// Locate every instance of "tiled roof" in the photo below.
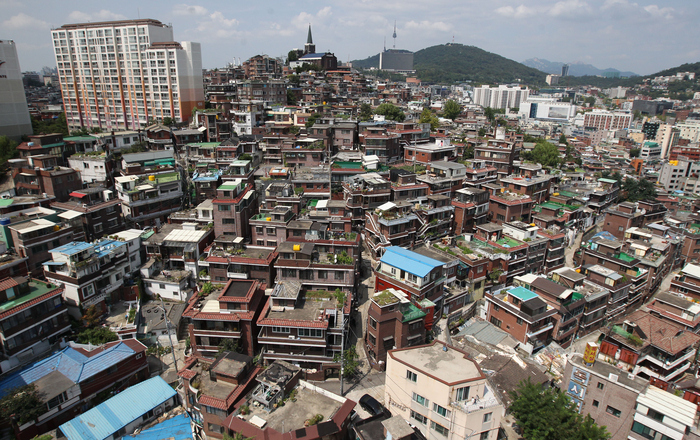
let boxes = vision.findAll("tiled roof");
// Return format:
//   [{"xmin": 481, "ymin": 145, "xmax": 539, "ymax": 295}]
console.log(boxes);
[
  {"xmin": 0, "ymin": 286, "xmax": 64, "ymax": 320},
  {"xmin": 0, "ymin": 277, "xmax": 19, "ymax": 291},
  {"xmin": 611, "ymin": 310, "xmax": 700, "ymax": 355}
]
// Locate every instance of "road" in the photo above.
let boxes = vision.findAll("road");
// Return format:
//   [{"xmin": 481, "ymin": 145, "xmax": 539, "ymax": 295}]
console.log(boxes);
[{"xmin": 565, "ymin": 230, "xmax": 583, "ymax": 267}]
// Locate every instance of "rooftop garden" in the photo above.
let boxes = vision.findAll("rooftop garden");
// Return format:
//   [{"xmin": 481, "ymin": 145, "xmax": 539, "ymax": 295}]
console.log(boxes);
[{"xmin": 373, "ymin": 290, "xmax": 399, "ymax": 306}]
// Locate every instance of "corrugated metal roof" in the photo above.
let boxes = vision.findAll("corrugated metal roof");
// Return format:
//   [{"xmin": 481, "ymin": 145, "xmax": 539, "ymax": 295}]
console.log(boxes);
[
  {"xmin": 0, "ymin": 342, "xmax": 137, "ymax": 397},
  {"xmin": 59, "ymin": 376, "xmax": 177, "ymax": 440},
  {"xmin": 380, "ymin": 246, "xmax": 444, "ymax": 277},
  {"xmin": 123, "ymin": 413, "xmax": 192, "ymax": 440},
  {"xmin": 458, "ymin": 321, "xmax": 510, "ymax": 347}
]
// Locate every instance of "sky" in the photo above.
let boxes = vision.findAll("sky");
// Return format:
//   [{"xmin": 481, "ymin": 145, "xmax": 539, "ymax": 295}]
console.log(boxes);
[{"xmin": 2, "ymin": 0, "xmax": 699, "ymax": 76}]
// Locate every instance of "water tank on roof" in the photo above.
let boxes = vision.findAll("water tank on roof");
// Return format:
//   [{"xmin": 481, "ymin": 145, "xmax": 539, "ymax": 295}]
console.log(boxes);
[
  {"xmin": 28, "ymin": 142, "xmax": 34, "ymax": 147},
  {"xmin": 0, "ymin": 218, "xmax": 10, "ymax": 226},
  {"xmin": 149, "ymin": 175, "xmax": 156, "ymax": 181},
  {"xmin": 293, "ymin": 244, "xmax": 301, "ymax": 251}
]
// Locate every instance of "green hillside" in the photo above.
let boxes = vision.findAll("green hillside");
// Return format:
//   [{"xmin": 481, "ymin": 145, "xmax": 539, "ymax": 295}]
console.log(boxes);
[
  {"xmin": 413, "ymin": 44, "xmax": 547, "ymax": 85},
  {"xmin": 351, "ymin": 44, "xmax": 547, "ymax": 85}
]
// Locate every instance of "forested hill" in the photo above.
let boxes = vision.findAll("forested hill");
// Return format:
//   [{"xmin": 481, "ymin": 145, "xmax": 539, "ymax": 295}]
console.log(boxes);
[{"xmin": 351, "ymin": 44, "xmax": 547, "ymax": 85}]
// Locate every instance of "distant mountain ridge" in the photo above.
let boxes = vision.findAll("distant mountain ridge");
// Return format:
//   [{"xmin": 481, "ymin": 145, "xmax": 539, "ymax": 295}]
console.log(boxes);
[
  {"xmin": 521, "ymin": 58, "xmax": 638, "ymax": 77},
  {"xmin": 351, "ymin": 44, "xmax": 547, "ymax": 85}
]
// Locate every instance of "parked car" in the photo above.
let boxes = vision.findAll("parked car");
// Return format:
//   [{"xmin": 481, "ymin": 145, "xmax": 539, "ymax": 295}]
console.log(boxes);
[{"xmin": 359, "ymin": 394, "xmax": 385, "ymax": 416}]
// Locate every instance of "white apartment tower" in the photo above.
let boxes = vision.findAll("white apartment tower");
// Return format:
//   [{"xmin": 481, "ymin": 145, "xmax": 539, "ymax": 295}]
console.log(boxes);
[
  {"xmin": 0, "ymin": 40, "xmax": 33, "ymax": 140},
  {"xmin": 472, "ymin": 84, "xmax": 529, "ymax": 110},
  {"xmin": 51, "ymin": 19, "xmax": 204, "ymax": 131}
]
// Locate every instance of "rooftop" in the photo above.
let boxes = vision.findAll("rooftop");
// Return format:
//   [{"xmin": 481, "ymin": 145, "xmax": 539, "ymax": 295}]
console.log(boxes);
[
  {"xmin": 0, "ymin": 279, "xmax": 61, "ymax": 317},
  {"xmin": 380, "ymin": 246, "xmax": 444, "ymax": 278},
  {"xmin": 389, "ymin": 341, "xmax": 484, "ymax": 385}
]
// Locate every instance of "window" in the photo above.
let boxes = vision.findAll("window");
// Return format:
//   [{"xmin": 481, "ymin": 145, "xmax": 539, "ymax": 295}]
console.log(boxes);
[
  {"xmin": 218, "ymin": 205, "xmax": 231, "ymax": 211},
  {"xmin": 207, "ymin": 424, "xmax": 225, "ymax": 434},
  {"xmin": 368, "ymin": 333, "xmax": 376, "ymax": 345},
  {"xmin": 489, "ymin": 317, "xmax": 502, "ymax": 328},
  {"xmin": 483, "ymin": 412, "xmax": 492, "ymax": 423},
  {"xmin": 455, "ymin": 386, "xmax": 470, "ymax": 401},
  {"xmin": 159, "ymin": 283, "xmax": 165, "ymax": 289},
  {"xmin": 516, "ymin": 317, "xmax": 523, "ymax": 325},
  {"xmin": 412, "ymin": 392, "xmax": 428, "ymax": 407},
  {"xmin": 647, "ymin": 408, "xmax": 664, "ymax": 422},
  {"xmin": 631, "ymin": 421, "xmax": 673, "ymax": 440},
  {"xmin": 298, "ymin": 328, "xmax": 323, "ymax": 338},
  {"xmin": 410, "ymin": 410, "xmax": 427, "ymax": 425},
  {"xmin": 272, "ymin": 326, "xmax": 290, "ymax": 333},
  {"xmin": 597, "ymin": 382, "xmax": 604, "ymax": 390},
  {"xmin": 407, "ymin": 370, "xmax": 417, "ymax": 382},
  {"xmin": 606, "ymin": 406, "xmax": 621, "ymax": 417},
  {"xmin": 592, "ymin": 400, "xmax": 599, "ymax": 408},
  {"xmin": 433, "ymin": 403, "xmax": 450, "ymax": 418},
  {"xmin": 430, "ymin": 421, "xmax": 449, "ymax": 436},
  {"xmin": 369, "ymin": 317, "xmax": 377, "ymax": 329},
  {"xmin": 480, "ymin": 432, "xmax": 490, "ymax": 440},
  {"xmin": 335, "ymin": 272, "xmax": 344, "ymax": 280}
]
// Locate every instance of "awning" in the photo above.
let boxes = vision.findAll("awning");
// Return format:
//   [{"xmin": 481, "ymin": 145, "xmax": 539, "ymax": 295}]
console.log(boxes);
[
  {"xmin": 43, "ymin": 261, "xmax": 65, "ymax": 266},
  {"xmin": 69, "ymin": 192, "xmax": 86, "ymax": 198},
  {"xmin": 58, "ymin": 210, "xmax": 83, "ymax": 220}
]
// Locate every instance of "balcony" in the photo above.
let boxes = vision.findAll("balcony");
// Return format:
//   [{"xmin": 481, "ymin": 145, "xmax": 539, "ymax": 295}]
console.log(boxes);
[
  {"xmin": 227, "ymin": 271, "xmax": 249, "ymax": 279},
  {"xmin": 527, "ymin": 322, "xmax": 554, "ymax": 338}
]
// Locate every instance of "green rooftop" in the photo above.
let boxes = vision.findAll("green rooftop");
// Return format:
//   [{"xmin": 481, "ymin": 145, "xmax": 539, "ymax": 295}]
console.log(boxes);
[
  {"xmin": 0, "ymin": 281, "xmax": 59, "ymax": 314},
  {"xmin": 538, "ymin": 201, "xmax": 581, "ymax": 212},
  {"xmin": 189, "ymin": 142, "xmax": 220, "ymax": 149},
  {"xmin": 616, "ymin": 252, "xmax": 636, "ymax": 263},
  {"xmin": 333, "ymin": 161, "xmax": 363, "ymax": 169},
  {"xmin": 152, "ymin": 172, "xmax": 179, "ymax": 184},
  {"xmin": 374, "ymin": 290, "xmax": 399, "ymax": 306},
  {"xmin": 64, "ymin": 136, "xmax": 97, "ymax": 142},
  {"xmin": 496, "ymin": 237, "xmax": 522, "ymax": 248},
  {"xmin": 218, "ymin": 182, "xmax": 242, "ymax": 190},
  {"xmin": 401, "ymin": 303, "xmax": 427, "ymax": 322}
]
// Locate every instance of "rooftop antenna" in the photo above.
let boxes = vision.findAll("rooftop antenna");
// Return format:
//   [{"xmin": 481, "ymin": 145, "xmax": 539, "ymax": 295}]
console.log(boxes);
[
  {"xmin": 392, "ymin": 21, "xmax": 397, "ymax": 49},
  {"xmin": 383, "ymin": 36, "xmax": 386, "ymax": 52}
]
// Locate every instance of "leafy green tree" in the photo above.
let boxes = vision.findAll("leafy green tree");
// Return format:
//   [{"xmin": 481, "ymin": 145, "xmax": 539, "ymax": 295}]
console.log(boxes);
[
  {"xmin": 419, "ymin": 108, "xmax": 440, "ymax": 131},
  {"xmin": 305, "ymin": 113, "xmax": 319, "ymax": 129},
  {"xmin": 559, "ymin": 134, "xmax": 568, "ymax": 145},
  {"xmin": 162, "ymin": 117, "xmax": 173, "ymax": 126},
  {"xmin": 623, "ymin": 177, "xmax": 657, "ymax": 202},
  {"xmin": 584, "ymin": 96, "xmax": 596, "ymax": 106},
  {"xmin": 287, "ymin": 50, "xmax": 299, "ymax": 64},
  {"xmin": 633, "ymin": 110, "xmax": 642, "ymax": 121},
  {"xmin": 0, "ymin": 136, "xmax": 18, "ymax": 165},
  {"xmin": 333, "ymin": 345, "xmax": 360, "ymax": 378},
  {"xmin": 629, "ymin": 148, "xmax": 641, "ymax": 158},
  {"xmin": 464, "ymin": 145, "xmax": 474, "ymax": 160},
  {"xmin": 77, "ymin": 327, "xmax": 118, "ymax": 345},
  {"xmin": 31, "ymin": 113, "xmax": 68, "ymax": 136},
  {"xmin": 359, "ymin": 103, "xmax": 373, "ymax": 122},
  {"xmin": 478, "ymin": 127, "xmax": 487, "ymax": 137},
  {"xmin": 484, "ymin": 107, "xmax": 496, "ymax": 124},
  {"xmin": 217, "ymin": 338, "xmax": 239, "ymax": 356},
  {"xmin": 287, "ymin": 89, "xmax": 297, "ymax": 105},
  {"xmin": 374, "ymin": 103, "xmax": 405, "ymax": 122},
  {"xmin": 287, "ymin": 74, "xmax": 301, "ymax": 87},
  {"xmin": 509, "ymin": 379, "xmax": 610, "ymax": 440},
  {"xmin": 530, "ymin": 141, "xmax": 562, "ymax": 168},
  {"xmin": 443, "ymin": 100, "xmax": 461, "ymax": 120},
  {"xmin": 0, "ymin": 384, "xmax": 45, "ymax": 425}
]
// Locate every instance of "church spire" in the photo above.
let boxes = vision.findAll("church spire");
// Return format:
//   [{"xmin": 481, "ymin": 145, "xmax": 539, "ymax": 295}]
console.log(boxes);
[{"xmin": 307, "ymin": 24, "xmax": 313, "ymax": 44}]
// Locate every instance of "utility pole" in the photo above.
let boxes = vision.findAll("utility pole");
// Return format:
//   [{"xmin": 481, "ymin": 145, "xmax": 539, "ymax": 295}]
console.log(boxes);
[{"xmin": 160, "ymin": 297, "xmax": 179, "ymax": 373}]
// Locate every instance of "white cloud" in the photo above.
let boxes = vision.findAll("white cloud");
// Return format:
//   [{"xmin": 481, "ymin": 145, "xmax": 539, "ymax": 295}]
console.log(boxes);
[
  {"xmin": 495, "ymin": 5, "xmax": 536, "ymax": 18},
  {"xmin": 172, "ymin": 4, "xmax": 209, "ymax": 16},
  {"xmin": 644, "ymin": 5, "xmax": 674, "ymax": 19},
  {"xmin": 1, "ymin": 13, "xmax": 49, "ymax": 30},
  {"xmin": 548, "ymin": 0, "xmax": 591, "ymax": 17},
  {"xmin": 405, "ymin": 20, "xmax": 452, "ymax": 33},
  {"xmin": 601, "ymin": 0, "xmax": 638, "ymax": 10},
  {"xmin": 66, "ymin": 10, "xmax": 127, "ymax": 23},
  {"xmin": 291, "ymin": 7, "xmax": 333, "ymax": 30}
]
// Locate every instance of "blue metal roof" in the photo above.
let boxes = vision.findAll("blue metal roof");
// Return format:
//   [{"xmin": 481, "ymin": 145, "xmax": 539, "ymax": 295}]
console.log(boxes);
[
  {"xmin": 507, "ymin": 286, "xmax": 538, "ymax": 302},
  {"xmin": 0, "ymin": 342, "xmax": 137, "ymax": 398},
  {"xmin": 124, "ymin": 413, "xmax": 192, "ymax": 440},
  {"xmin": 380, "ymin": 246, "xmax": 444, "ymax": 278},
  {"xmin": 50, "ymin": 241, "xmax": 94, "ymax": 255},
  {"xmin": 300, "ymin": 53, "xmax": 328, "ymax": 59},
  {"xmin": 59, "ymin": 376, "xmax": 177, "ymax": 440},
  {"xmin": 94, "ymin": 239, "xmax": 127, "ymax": 258}
]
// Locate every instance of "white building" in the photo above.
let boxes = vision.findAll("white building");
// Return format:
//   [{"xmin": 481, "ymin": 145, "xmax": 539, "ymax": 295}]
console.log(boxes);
[
  {"xmin": 583, "ymin": 109, "xmax": 632, "ymax": 131},
  {"xmin": 51, "ymin": 19, "xmax": 204, "ymax": 131},
  {"xmin": 472, "ymin": 85, "xmax": 529, "ymax": 110},
  {"xmin": 385, "ymin": 341, "xmax": 504, "ymax": 440},
  {"xmin": 110, "ymin": 228, "xmax": 146, "ymax": 274},
  {"xmin": 629, "ymin": 386, "xmax": 698, "ymax": 440},
  {"xmin": 0, "ymin": 40, "xmax": 32, "ymax": 140},
  {"xmin": 640, "ymin": 141, "xmax": 662, "ymax": 161},
  {"xmin": 677, "ymin": 120, "xmax": 700, "ymax": 143},
  {"xmin": 68, "ymin": 152, "xmax": 110, "ymax": 184},
  {"xmin": 519, "ymin": 97, "xmax": 576, "ymax": 122},
  {"xmin": 657, "ymin": 158, "xmax": 700, "ymax": 194},
  {"xmin": 140, "ymin": 258, "xmax": 192, "ymax": 302}
]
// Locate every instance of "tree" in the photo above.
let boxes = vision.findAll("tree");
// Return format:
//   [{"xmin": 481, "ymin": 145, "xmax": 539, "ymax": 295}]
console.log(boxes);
[
  {"xmin": 530, "ymin": 141, "xmax": 562, "ymax": 168},
  {"xmin": 287, "ymin": 50, "xmax": 299, "ymax": 64},
  {"xmin": 478, "ymin": 127, "xmax": 487, "ymax": 137},
  {"xmin": 0, "ymin": 136, "xmax": 19, "ymax": 165},
  {"xmin": 162, "ymin": 117, "xmax": 173, "ymax": 126},
  {"xmin": 484, "ymin": 107, "xmax": 496, "ymax": 124},
  {"xmin": 623, "ymin": 177, "xmax": 657, "ymax": 202},
  {"xmin": 419, "ymin": 108, "xmax": 440, "ymax": 131},
  {"xmin": 77, "ymin": 327, "xmax": 118, "ymax": 345},
  {"xmin": 633, "ymin": 110, "xmax": 642, "ymax": 121},
  {"xmin": 509, "ymin": 379, "xmax": 610, "ymax": 440},
  {"xmin": 359, "ymin": 103, "xmax": 373, "ymax": 122},
  {"xmin": 217, "ymin": 338, "xmax": 239, "ymax": 356},
  {"xmin": 333, "ymin": 345, "xmax": 360, "ymax": 378},
  {"xmin": 287, "ymin": 74, "xmax": 301, "ymax": 87},
  {"xmin": 31, "ymin": 113, "xmax": 68, "ymax": 136},
  {"xmin": 464, "ymin": 145, "xmax": 474, "ymax": 160},
  {"xmin": 0, "ymin": 384, "xmax": 45, "ymax": 425},
  {"xmin": 559, "ymin": 134, "xmax": 568, "ymax": 145},
  {"xmin": 305, "ymin": 113, "xmax": 319, "ymax": 129},
  {"xmin": 287, "ymin": 89, "xmax": 297, "ymax": 105},
  {"xmin": 629, "ymin": 148, "xmax": 641, "ymax": 158},
  {"xmin": 374, "ymin": 103, "xmax": 405, "ymax": 122},
  {"xmin": 443, "ymin": 100, "xmax": 461, "ymax": 120},
  {"xmin": 82, "ymin": 305, "xmax": 102, "ymax": 327}
]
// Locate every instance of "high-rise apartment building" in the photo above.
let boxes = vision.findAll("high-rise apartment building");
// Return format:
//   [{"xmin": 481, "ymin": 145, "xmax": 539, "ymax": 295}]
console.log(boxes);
[
  {"xmin": 472, "ymin": 84, "xmax": 529, "ymax": 110},
  {"xmin": 0, "ymin": 40, "xmax": 33, "ymax": 140},
  {"xmin": 51, "ymin": 19, "xmax": 204, "ymax": 131},
  {"xmin": 583, "ymin": 109, "xmax": 632, "ymax": 131}
]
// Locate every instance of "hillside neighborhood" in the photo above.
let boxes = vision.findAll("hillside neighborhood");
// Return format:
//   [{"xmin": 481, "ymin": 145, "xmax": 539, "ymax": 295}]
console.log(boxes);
[{"xmin": 3, "ymin": 12, "xmax": 700, "ymax": 440}]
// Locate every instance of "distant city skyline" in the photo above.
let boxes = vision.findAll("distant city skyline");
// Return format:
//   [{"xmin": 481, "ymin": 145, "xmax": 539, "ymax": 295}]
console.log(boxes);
[{"xmin": 3, "ymin": 0, "xmax": 698, "ymax": 76}]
